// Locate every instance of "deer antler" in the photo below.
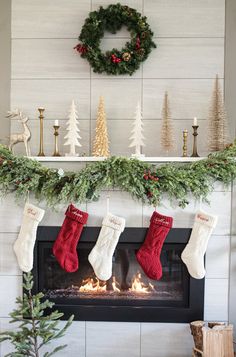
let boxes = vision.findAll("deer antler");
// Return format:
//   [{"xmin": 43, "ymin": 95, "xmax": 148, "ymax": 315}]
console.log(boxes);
[
  {"xmin": 6, "ymin": 109, "xmax": 28, "ymax": 122},
  {"xmin": 6, "ymin": 109, "xmax": 20, "ymax": 119}
]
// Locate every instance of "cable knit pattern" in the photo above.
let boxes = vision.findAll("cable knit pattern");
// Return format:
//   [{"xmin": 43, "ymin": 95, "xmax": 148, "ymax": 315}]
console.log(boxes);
[
  {"xmin": 181, "ymin": 210, "xmax": 218, "ymax": 279},
  {"xmin": 136, "ymin": 211, "xmax": 173, "ymax": 280},
  {"xmin": 88, "ymin": 213, "xmax": 125, "ymax": 281},
  {"xmin": 53, "ymin": 204, "xmax": 88, "ymax": 273}
]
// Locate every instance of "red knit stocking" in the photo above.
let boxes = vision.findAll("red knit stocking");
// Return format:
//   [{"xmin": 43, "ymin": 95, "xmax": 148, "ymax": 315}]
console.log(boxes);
[
  {"xmin": 136, "ymin": 211, "xmax": 173, "ymax": 280},
  {"xmin": 53, "ymin": 204, "xmax": 88, "ymax": 273}
]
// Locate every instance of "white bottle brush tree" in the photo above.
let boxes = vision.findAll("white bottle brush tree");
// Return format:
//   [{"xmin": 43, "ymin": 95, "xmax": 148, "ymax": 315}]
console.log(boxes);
[
  {"xmin": 129, "ymin": 102, "xmax": 145, "ymax": 157},
  {"xmin": 208, "ymin": 74, "xmax": 229, "ymax": 151},
  {"xmin": 161, "ymin": 91, "xmax": 175, "ymax": 155},
  {"xmin": 64, "ymin": 100, "xmax": 81, "ymax": 156}
]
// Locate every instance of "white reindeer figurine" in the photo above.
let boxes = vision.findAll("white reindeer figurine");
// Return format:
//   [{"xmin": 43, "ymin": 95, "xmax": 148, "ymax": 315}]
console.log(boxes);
[{"xmin": 7, "ymin": 109, "xmax": 31, "ymax": 156}]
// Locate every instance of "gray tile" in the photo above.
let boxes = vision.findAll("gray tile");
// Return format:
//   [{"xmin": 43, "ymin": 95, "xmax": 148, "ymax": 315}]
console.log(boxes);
[
  {"xmin": 87, "ymin": 190, "xmax": 143, "ymax": 227},
  {"xmin": 0, "ymin": 196, "xmax": 24, "ymax": 233},
  {"xmin": 11, "ymin": 79, "xmax": 91, "ymax": 120},
  {"xmin": 91, "ymin": 79, "xmax": 142, "ymax": 119},
  {"xmin": 12, "ymin": 39, "xmax": 90, "ymax": 79},
  {"xmin": 86, "ymin": 321, "xmax": 140, "ymax": 357},
  {"xmin": 141, "ymin": 323, "xmax": 193, "ymax": 357},
  {"xmin": 144, "ymin": 0, "xmax": 225, "ymax": 38},
  {"xmin": 0, "ymin": 233, "xmax": 21, "ymax": 275},
  {"xmin": 41, "ymin": 321, "xmax": 86, "ymax": 357},
  {"xmin": 143, "ymin": 38, "xmax": 224, "ymax": 79},
  {"xmin": 206, "ymin": 236, "xmax": 230, "ymax": 279},
  {"xmin": 0, "ymin": 276, "xmax": 22, "ymax": 318},
  {"xmin": 0, "ymin": 318, "xmax": 18, "ymax": 356},
  {"xmin": 204, "ymin": 279, "xmax": 229, "ymax": 321},
  {"xmin": 12, "ymin": 0, "xmax": 90, "ymax": 38}
]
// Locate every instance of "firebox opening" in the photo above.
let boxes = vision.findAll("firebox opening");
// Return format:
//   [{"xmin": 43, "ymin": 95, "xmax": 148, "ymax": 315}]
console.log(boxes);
[
  {"xmin": 39, "ymin": 242, "xmax": 188, "ymax": 308},
  {"xmin": 31, "ymin": 227, "xmax": 204, "ymax": 322}
]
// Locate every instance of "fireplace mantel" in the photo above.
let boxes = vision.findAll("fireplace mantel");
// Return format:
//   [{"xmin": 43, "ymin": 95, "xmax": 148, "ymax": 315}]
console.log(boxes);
[{"xmin": 29, "ymin": 156, "xmax": 205, "ymax": 163}]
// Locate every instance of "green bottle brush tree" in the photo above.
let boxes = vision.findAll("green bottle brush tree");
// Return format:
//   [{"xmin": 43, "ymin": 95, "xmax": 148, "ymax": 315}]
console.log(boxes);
[{"xmin": 0, "ymin": 272, "xmax": 74, "ymax": 357}]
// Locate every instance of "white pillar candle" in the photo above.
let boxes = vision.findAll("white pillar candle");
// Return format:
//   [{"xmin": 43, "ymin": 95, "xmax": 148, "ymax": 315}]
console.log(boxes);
[
  {"xmin": 193, "ymin": 117, "xmax": 198, "ymax": 126},
  {"xmin": 54, "ymin": 120, "xmax": 59, "ymax": 126}
]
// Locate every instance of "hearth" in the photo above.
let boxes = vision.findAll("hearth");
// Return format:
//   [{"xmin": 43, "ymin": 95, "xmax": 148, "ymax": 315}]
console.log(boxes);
[{"xmin": 31, "ymin": 226, "xmax": 204, "ymax": 322}]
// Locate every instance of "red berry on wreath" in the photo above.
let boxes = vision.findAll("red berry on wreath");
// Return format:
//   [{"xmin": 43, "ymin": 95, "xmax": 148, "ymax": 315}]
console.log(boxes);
[
  {"xmin": 111, "ymin": 54, "xmax": 122, "ymax": 63},
  {"xmin": 74, "ymin": 43, "xmax": 87, "ymax": 54},
  {"xmin": 147, "ymin": 191, "xmax": 153, "ymax": 198},
  {"xmin": 136, "ymin": 37, "xmax": 141, "ymax": 49},
  {"xmin": 143, "ymin": 174, "xmax": 149, "ymax": 180}
]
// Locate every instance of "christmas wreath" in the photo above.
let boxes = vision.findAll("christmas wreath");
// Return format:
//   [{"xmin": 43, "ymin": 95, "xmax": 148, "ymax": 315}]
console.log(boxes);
[
  {"xmin": 74, "ymin": 3, "xmax": 156, "ymax": 75},
  {"xmin": 0, "ymin": 143, "xmax": 236, "ymax": 208}
]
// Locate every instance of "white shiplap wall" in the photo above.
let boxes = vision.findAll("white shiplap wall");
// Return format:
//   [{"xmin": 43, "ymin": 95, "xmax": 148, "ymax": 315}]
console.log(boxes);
[{"xmin": 0, "ymin": 1, "xmax": 229, "ymax": 356}]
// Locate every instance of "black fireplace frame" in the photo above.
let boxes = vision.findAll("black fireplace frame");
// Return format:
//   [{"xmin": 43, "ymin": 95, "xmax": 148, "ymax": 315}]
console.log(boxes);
[{"xmin": 31, "ymin": 226, "xmax": 205, "ymax": 323}]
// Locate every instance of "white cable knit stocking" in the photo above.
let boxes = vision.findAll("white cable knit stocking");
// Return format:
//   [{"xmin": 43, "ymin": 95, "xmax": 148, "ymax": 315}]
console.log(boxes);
[
  {"xmin": 88, "ymin": 213, "xmax": 125, "ymax": 281},
  {"xmin": 181, "ymin": 211, "xmax": 218, "ymax": 279},
  {"xmin": 13, "ymin": 203, "xmax": 45, "ymax": 272}
]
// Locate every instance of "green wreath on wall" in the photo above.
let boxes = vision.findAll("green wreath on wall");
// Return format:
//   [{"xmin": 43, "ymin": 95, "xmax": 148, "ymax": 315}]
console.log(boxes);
[
  {"xmin": 74, "ymin": 3, "xmax": 156, "ymax": 75},
  {"xmin": 0, "ymin": 143, "xmax": 236, "ymax": 209}
]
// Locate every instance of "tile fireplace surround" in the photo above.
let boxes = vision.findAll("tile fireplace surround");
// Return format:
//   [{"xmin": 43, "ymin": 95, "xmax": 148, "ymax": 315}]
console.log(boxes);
[{"xmin": 0, "ymin": 178, "xmax": 232, "ymax": 357}]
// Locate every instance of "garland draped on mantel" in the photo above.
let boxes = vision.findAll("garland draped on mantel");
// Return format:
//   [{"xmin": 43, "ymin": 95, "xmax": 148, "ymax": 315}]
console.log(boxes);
[{"xmin": 0, "ymin": 143, "xmax": 236, "ymax": 208}]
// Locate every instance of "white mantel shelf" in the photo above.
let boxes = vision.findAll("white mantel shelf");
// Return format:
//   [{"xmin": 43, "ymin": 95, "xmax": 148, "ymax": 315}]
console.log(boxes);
[{"xmin": 30, "ymin": 156, "xmax": 206, "ymax": 163}]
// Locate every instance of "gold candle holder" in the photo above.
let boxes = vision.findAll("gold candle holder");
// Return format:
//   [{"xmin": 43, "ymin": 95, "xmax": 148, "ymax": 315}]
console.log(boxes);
[
  {"xmin": 37, "ymin": 107, "xmax": 45, "ymax": 156},
  {"xmin": 52, "ymin": 125, "xmax": 61, "ymax": 157},
  {"xmin": 191, "ymin": 125, "xmax": 200, "ymax": 157},
  {"xmin": 182, "ymin": 129, "xmax": 188, "ymax": 157}
]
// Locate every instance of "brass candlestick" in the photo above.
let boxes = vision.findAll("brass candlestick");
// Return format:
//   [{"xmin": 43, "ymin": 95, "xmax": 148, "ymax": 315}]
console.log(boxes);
[
  {"xmin": 182, "ymin": 129, "xmax": 188, "ymax": 157},
  {"xmin": 37, "ymin": 108, "xmax": 45, "ymax": 156},
  {"xmin": 191, "ymin": 125, "xmax": 200, "ymax": 157},
  {"xmin": 53, "ymin": 125, "xmax": 61, "ymax": 157}
]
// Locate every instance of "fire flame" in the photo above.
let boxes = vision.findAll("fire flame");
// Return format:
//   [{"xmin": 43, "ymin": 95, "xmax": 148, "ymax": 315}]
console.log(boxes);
[
  {"xmin": 112, "ymin": 276, "xmax": 121, "ymax": 292},
  {"xmin": 130, "ymin": 273, "xmax": 155, "ymax": 294},
  {"xmin": 78, "ymin": 273, "xmax": 155, "ymax": 294},
  {"xmin": 78, "ymin": 278, "xmax": 106, "ymax": 293}
]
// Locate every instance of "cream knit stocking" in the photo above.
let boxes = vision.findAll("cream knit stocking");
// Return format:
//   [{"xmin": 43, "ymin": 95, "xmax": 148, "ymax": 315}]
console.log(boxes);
[{"xmin": 181, "ymin": 211, "xmax": 218, "ymax": 279}]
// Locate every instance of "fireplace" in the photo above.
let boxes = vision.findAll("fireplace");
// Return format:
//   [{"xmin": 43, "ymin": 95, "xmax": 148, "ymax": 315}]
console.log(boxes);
[{"xmin": 31, "ymin": 226, "xmax": 204, "ymax": 322}]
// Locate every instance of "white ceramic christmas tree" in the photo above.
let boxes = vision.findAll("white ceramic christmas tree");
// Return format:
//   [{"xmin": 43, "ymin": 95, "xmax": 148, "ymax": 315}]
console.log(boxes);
[
  {"xmin": 64, "ymin": 100, "xmax": 81, "ymax": 156},
  {"xmin": 129, "ymin": 102, "xmax": 145, "ymax": 157}
]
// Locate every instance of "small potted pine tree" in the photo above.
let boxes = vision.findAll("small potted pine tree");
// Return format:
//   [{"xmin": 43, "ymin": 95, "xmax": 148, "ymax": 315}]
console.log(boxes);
[{"xmin": 0, "ymin": 272, "xmax": 74, "ymax": 357}]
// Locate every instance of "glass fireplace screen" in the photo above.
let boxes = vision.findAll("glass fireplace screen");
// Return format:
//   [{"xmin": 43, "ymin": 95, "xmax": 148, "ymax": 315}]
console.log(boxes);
[{"xmin": 39, "ymin": 242, "xmax": 189, "ymax": 308}]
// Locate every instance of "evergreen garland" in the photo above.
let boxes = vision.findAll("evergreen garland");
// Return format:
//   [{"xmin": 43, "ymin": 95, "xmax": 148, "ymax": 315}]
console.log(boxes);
[
  {"xmin": 74, "ymin": 3, "xmax": 156, "ymax": 75},
  {"xmin": 0, "ymin": 143, "xmax": 236, "ymax": 208}
]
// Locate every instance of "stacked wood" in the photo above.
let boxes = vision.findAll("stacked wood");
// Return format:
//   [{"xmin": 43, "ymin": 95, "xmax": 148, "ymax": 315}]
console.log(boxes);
[
  {"xmin": 190, "ymin": 321, "xmax": 234, "ymax": 357},
  {"xmin": 190, "ymin": 321, "xmax": 205, "ymax": 356},
  {"xmin": 208, "ymin": 322, "xmax": 225, "ymax": 329},
  {"xmin": 202, "ymin": 326, "xmax": 224, "ymax": 357}
]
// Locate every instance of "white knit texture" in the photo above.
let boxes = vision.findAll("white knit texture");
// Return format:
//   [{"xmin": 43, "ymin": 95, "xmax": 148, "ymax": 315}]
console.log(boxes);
[
  {"xmin": 13, "ymin": 203, "xmax": 45, "ymax": 272},
  {"xmin": 88, "ymin": 213, "xmax": 125, "ymax": 281},
  {"xmin": 181, "ymin": 210, "xmax": 218, "ymax": 279}
]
